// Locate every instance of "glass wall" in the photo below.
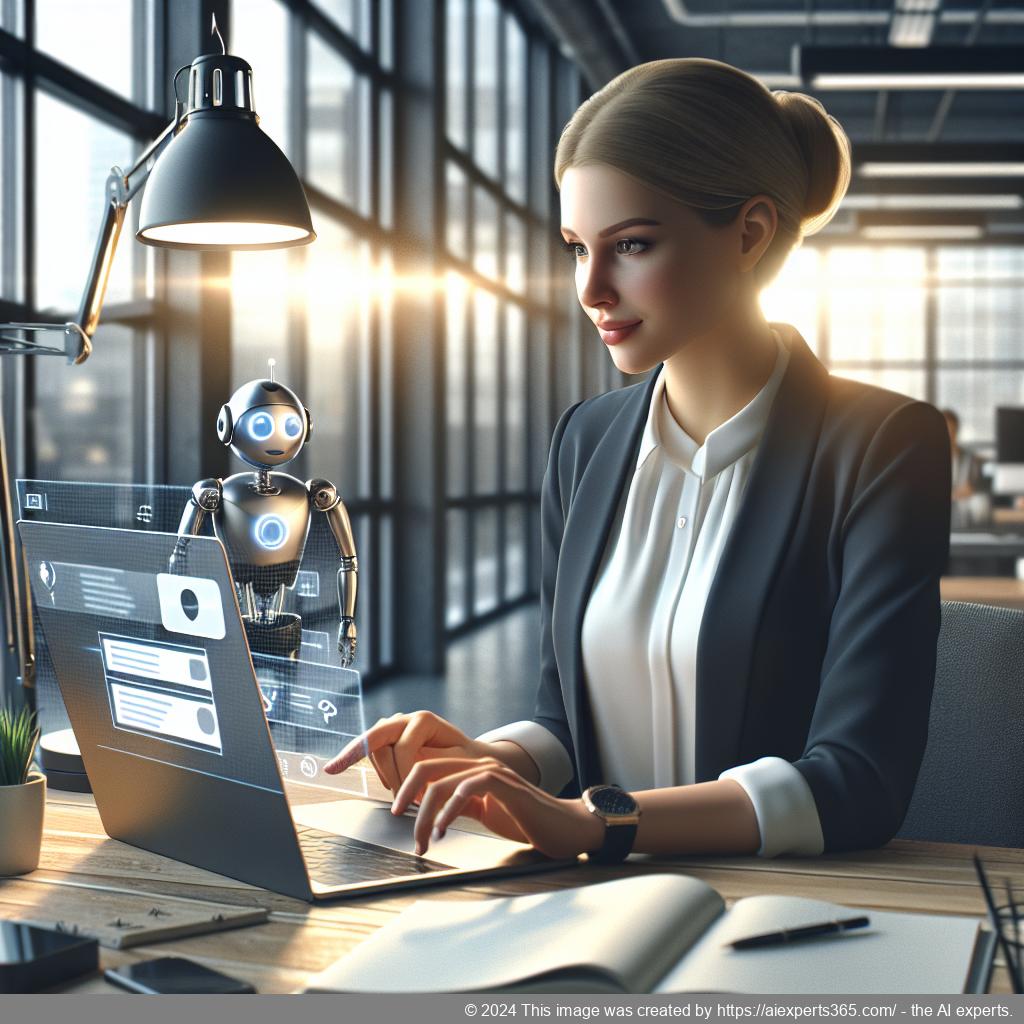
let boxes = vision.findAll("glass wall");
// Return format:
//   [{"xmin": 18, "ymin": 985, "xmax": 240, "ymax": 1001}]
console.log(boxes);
[
  {"xmin": 228, "ymin": 0, "xmax": 397, "ymax": 677},
  {"xmin": 442, "ymin": 0, "xmax": 606, "ymax": 633},
  {"xmin": 762, "ymin": 244, "xmax": 1024, "ymax": 447}
]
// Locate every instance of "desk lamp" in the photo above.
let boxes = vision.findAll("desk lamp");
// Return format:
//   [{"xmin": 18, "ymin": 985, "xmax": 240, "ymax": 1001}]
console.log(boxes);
[{"xmin": 0, "ymin": 17, "xmax": 315, "ymax": 726}]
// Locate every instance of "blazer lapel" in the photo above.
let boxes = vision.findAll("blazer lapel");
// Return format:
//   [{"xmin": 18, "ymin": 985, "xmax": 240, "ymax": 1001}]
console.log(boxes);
[
  {"xmin": 695, "ymin": 332, "xmax": 830, "ymax": 780},
  {"xmin": 553, "ymin": 374, "xmax": 658, "ymax": 790}
]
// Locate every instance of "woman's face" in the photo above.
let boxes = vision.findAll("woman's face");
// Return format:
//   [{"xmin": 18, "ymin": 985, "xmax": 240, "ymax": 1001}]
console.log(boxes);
[{"xmin": 559, "ymin": 163, "xmax": 772, "ymax": 375}]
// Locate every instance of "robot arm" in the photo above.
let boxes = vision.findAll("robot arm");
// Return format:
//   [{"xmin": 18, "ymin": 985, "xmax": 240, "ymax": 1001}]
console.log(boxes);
[
  {"xmin": 308, "ymin": 479, "xmax": 358, "ymax": 667},
  {"xmin": 170, "ymin": 479, "xmax": 222, "ymax": 571}
]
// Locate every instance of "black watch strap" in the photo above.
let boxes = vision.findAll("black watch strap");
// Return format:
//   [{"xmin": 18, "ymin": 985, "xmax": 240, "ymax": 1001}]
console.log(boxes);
[
  {"xmin": 584, "ymin": 785, "xmax": 641, "ymax": 865},
  {"xmin": 588, "ymin": 820, "xmax": 638, "ymax": 865}
]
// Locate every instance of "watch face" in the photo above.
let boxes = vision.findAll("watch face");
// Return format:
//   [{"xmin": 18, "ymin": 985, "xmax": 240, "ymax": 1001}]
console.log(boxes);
[{"xmin": 591, "ymin": 786, "xmax": 638, "ymax": 816}]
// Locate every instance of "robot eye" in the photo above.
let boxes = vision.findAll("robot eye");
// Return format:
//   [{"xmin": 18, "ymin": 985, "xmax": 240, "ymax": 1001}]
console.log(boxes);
[
  {"xmin": 249, "ymin": 412, "xmax": 274, "ymax": 441},
  {"xmin": 283, "ymin": 414, "xmax": 303, "ymax": 439}
]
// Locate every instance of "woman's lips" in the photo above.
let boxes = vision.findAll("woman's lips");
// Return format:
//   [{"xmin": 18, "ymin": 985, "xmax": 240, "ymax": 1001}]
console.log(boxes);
[{"xmin": 597, "ymin": 321, "xmax": 642, "ymax": 346}]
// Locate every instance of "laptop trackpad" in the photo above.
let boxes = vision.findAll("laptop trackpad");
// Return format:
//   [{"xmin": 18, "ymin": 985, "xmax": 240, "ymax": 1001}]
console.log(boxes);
[{"xmin": 292, "ymin": 799, "xmax": 524, "ymax": 867}]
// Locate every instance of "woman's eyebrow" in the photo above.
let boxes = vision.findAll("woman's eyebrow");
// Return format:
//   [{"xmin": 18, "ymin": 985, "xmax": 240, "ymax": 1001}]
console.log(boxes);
[{"xmin": 560, "ymin": 217, "xmax": 662, "ymax": 239}]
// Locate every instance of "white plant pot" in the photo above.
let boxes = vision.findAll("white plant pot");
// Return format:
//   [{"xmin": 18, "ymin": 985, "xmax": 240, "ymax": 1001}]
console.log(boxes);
[{"xmin": 0, "ymin": 771, "xmax": 46, "ymax": 875}]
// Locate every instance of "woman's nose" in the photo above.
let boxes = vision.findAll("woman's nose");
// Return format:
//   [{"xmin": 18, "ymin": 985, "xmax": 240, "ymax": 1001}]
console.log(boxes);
[{"xmin": 577, "ymin": 257, "xmax": 617, "ymax": 310}]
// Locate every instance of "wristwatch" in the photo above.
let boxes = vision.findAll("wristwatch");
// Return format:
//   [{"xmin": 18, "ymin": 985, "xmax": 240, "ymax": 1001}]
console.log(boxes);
[{"xmin": 582, "ymin": 784, "xmax": 641, "ymax": 864}]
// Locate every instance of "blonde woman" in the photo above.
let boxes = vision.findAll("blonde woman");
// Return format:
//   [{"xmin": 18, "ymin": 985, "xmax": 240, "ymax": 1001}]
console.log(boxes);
[{"xmin": 326, "ymin": 59, "xmax": 951, "ymax": 863}]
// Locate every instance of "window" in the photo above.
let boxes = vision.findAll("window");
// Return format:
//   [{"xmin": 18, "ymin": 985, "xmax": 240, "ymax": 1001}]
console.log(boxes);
[
  {"xmin": 442, "ymin": 0, "xmax": 598, "ymax": 632},
  {"xmin": 228, "ymin": 0, "xmax": 396, "ymax": 679},
  {"xmin": 761, "ymin": 243, "xmax": 1024, "ymax": 446}
]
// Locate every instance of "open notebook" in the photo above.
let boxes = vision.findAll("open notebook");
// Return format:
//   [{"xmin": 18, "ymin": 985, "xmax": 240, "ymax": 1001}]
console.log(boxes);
[{"xmin": 306, "ymin": 873, "xmax": 995, "ymax": 994}]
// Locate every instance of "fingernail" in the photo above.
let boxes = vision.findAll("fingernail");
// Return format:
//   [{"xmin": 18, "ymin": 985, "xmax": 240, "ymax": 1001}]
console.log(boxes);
[
  {"xmin": 390, "ymin": 799, "xmax": 400, "ymax": 814},
  {"xmin": 415, "ymin": 842, "xmax": 424, "ymax": 856},
  {"xmin": 431, "ymin": 826, "xmax": 444, "ymax": 842}
]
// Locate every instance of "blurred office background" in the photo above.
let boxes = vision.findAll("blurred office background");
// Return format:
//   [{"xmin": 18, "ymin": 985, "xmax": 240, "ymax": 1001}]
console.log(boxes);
[{"xmin": 1, "ymin": 0, "xmax": 1023, "ymax": 729}]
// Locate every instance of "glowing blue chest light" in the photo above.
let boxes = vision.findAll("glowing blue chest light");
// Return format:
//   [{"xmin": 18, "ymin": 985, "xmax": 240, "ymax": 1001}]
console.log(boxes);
[{"xmin": 254, "ymin": 514, "xmax": 289, "ymax": 551}]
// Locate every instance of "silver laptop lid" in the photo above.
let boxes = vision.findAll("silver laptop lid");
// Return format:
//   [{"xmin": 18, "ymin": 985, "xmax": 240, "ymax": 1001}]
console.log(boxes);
[{"xmin": 18, "ymin": 519, "xmax": 316, "ymax": 900}]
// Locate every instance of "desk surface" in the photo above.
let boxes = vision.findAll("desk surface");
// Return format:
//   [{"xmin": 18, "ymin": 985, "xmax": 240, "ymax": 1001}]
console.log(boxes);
[
  {"xmin": 941, "ymin": 576, "xmax": 1024, "ymax": 610},
  {"xmin": 0, "ymin": 788, "xmax": 1019, "ymax": 995}
]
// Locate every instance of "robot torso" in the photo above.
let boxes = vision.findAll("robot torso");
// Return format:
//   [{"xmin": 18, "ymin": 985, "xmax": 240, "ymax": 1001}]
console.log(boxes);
[{"xmin": 215, "ymin": 471, "xmax": 312, "ymax": 592}]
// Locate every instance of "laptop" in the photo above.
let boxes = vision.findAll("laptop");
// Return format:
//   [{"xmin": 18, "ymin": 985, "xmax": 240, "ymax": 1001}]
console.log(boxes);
[{"xmin": 18, "ymin": 519, "xmax": 571, "ymax": 901}]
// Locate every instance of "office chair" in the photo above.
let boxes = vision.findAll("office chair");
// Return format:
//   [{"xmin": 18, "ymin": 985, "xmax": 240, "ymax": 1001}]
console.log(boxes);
[{"xmin": 898, "ymin": 601, "xmax": 1024, "ymax": 848}]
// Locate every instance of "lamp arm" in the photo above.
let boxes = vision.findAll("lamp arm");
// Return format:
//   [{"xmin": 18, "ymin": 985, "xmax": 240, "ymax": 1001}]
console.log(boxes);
[{"xmin": 76, "ymin": 112, "xmax": 182, "ymax": 346}]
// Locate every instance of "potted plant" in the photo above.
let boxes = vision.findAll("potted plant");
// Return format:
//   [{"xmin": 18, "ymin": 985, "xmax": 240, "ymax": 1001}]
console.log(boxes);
[{"xmin": 0, "ymin": 704, "xmax": 44, "ymax": 875}]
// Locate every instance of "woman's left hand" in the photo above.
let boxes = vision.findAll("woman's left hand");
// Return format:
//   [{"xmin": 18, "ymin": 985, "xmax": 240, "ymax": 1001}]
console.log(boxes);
[{"xmin": 391, "ymin": 756, "xmax": 605, "ymax": 860}]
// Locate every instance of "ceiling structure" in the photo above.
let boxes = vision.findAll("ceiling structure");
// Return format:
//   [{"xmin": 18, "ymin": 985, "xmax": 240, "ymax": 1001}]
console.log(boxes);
[{"xmin": 525, "ymin": 0, "xmax": 1024, "ymax": 243}]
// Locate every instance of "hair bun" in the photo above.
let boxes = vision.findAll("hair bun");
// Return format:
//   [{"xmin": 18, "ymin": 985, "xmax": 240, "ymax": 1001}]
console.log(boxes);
[{"xmin": 772, "ymin": 90, "xmax": 852, "ymax": 236}]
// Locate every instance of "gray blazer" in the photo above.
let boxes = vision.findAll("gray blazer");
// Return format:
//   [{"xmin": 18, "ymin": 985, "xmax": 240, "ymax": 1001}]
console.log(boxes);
[{"xmin": 535, "ymin": 332, "xmax": 951, "ymax": 852}]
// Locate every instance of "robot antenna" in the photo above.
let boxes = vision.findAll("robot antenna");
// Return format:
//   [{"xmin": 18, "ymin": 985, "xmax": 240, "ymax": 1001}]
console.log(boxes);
[{"xmin": 267, "ymin": 358, "xmax": 276, "ymax": 384}]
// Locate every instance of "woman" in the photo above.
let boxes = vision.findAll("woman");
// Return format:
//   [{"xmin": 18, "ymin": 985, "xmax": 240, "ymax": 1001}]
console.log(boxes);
[{"xmin": 325, "ymin": 59, "xmax": 951, "ymax": 862}]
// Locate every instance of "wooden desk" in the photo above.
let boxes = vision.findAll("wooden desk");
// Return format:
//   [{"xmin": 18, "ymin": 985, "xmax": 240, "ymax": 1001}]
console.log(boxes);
[
  {"xmin": 0, "ymin": 788, "xmax": 1019, "ymax": 994},
  {"xmin": 942, "ymin": 576, "xmax": 1024, "ymax": 610}
]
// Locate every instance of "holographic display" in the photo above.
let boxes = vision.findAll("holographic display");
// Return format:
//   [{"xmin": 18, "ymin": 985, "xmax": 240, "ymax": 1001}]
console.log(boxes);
[{"xmin": 99, "ymin": 633, "xmax": 223, "ymax": 754}]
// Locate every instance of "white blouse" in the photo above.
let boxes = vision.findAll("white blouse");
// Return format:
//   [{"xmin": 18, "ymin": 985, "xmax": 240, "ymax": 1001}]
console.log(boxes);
[{"xmin": 479, "ymin": 327, "xmax": 825, "ymax": 857}]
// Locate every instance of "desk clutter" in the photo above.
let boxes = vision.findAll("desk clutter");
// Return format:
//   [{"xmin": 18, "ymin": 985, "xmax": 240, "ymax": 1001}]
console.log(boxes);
[
  {"xmin": 0, "ymin": 877, "xmax": 267, "ymax": 950},
  {"xmin": 0, "ymin": 921, "xmax": 98, "ymax": 993}
]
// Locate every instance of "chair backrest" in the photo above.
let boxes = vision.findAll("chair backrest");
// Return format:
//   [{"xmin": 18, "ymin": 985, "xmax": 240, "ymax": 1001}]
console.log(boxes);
[{"xmin": 898, "ymin": 600, "xmax": 1024, "ymax": 848}]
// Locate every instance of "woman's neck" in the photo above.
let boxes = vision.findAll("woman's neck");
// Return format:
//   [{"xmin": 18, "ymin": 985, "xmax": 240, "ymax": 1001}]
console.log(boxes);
[{"xmin": 661, "ymin": 310, "xmax": 779, "ymax": 447}]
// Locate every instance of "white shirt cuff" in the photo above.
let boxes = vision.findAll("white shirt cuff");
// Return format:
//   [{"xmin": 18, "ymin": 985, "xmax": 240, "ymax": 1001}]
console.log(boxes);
[
  {"xmin": 719, "ymin": 756, "xmax": 825, "ymax": 857},
  {"xmin": 475, "ymin": 721, "xmax": 575, "ymax": 795}
]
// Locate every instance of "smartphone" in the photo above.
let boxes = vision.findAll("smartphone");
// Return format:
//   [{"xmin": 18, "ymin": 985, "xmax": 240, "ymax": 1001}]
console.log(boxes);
[{"xmin": 104, "ymin": 957, "xmax": 256, "ymax": 994}]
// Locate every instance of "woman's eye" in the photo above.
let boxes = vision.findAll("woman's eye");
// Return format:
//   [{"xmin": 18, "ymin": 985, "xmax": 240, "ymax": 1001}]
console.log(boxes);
[
  {"xmin": 562, "ymin": 241, "xmax": 586, "ymax": 261},
  {"xmin": 615, "ymin": 238, "xmax": 648, "ymax": 255}
]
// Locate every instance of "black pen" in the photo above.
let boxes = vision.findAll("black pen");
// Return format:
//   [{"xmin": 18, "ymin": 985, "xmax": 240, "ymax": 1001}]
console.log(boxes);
[{"xmin": 727, "ymin": 916, "xmax": 871, "ymax": 950}]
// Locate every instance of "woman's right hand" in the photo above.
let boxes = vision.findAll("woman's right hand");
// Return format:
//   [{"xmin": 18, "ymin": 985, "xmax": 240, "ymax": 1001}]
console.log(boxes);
[{"xmin": 323, "ymin": 711, "xmax": 494, "ymax": 796}]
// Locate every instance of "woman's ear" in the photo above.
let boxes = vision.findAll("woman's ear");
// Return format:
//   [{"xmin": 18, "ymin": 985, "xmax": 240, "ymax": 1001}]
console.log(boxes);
[{"xmin": 737, "ymin": 195, "xmax": 778, "ymax": 273}]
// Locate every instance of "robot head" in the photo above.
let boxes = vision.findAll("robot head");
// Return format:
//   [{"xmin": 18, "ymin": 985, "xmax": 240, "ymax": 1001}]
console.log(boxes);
[{"xmin": 217, "ymin": 377, "xmax": 312, "ymax": 469}]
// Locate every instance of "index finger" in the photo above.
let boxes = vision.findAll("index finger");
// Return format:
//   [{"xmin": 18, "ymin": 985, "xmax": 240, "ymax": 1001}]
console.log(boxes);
[{"xmin": 324, "ymin": 714, "xmax": 411, "ymax": 775}]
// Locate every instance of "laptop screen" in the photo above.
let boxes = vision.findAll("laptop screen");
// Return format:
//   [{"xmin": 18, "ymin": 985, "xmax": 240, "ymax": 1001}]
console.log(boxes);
[{"xmin": 18, "ymin": 521, "xmax": 365, "ymax": 797}]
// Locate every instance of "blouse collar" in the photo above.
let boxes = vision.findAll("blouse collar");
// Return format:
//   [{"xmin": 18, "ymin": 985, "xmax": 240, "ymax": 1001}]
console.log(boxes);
[{"xmin": 636, "ymin": 325, "xmax": 791, "ymax": 482}]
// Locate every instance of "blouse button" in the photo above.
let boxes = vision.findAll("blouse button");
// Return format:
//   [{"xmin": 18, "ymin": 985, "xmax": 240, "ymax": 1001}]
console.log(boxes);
[{"xmin": 677, "ymin": 516, "xmax": 687, "ymax": 529}]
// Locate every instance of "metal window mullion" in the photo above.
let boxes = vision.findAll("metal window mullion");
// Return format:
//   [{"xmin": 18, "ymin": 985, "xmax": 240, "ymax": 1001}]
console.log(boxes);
[
  {"xmin": 462, "ymin": 0, "xmax": 477, "ymax": 624},
  {"xmin": 287, "ymin": 4, "xmax": 308, "ymax": 428},
  {"xmin": 366, "ymin": 12, "xmax": 384, "ymax": 676},
  {"xmin": 0, "ymin": 29, "xmax": 165, "ymax": 137},
  {"xmin": 494, "ymin": 6, "xmax": 507, "ymax": 608},
  {"xmin": 464, "ymin": 278, "xmax": 476, "ymax": 623},
  {"xmin": 20, "ymin": 0, "xmax": 36, "ymax": 484},
  {"xmin": 924, "ymin": 245, "xmax": 937, "ymax": 407},
  {"xmin": 465, "ymin": 0, "xmax": 474, "ymax": 165}
]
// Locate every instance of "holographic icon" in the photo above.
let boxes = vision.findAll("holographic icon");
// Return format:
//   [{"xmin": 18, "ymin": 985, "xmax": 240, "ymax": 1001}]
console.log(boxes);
[
  {"xmin": 299, "ymin": 755, "xmax": 318, "ymax": 779},
  {"xmin": 136, "ymin": 504, "xmax": 154, "ymax": 523},
  {"xmin": 24, "ymin": 492, "xmax": 46, "ymax": 511},
  {"xmin": 156, "ymin": 573, "xmax": 226, "ymax": 640},
  {"xmin": 317, "ymin": 698, "xmax": 338, "ymax": 725},
  {"xmin": 260, "ymin": 686, "xmax": 278, "ymax": 715},
  {"xmin": 278, "ymin": 755, "xmax": 289, "ymax": 777},
  {"xmin": 38, "ymin": 560, "xmax": 56, "ymax": 593}
]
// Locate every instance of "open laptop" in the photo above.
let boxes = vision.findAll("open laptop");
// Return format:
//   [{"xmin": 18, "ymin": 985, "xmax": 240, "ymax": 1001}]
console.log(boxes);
[{"xmin": 18, "ymin": 520, "xmax": 570, "ymax": 901}]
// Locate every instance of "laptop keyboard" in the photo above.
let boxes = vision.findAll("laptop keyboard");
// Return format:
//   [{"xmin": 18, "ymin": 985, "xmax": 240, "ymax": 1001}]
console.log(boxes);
[{"xmin": 297, "ymin": 826, "xmax": 451, "ymax": 886}]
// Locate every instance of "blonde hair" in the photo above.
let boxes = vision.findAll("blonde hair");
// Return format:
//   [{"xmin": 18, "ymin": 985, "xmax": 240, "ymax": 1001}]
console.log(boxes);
[{"xmin": 554, "ymin": 58, "xmax": 851, "ymax": 287}]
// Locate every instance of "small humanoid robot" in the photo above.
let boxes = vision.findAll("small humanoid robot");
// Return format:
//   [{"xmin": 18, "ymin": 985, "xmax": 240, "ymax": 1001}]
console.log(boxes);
[{"xmin": 174, "ymin": 362, "xmax": 358, "ymax": 665}]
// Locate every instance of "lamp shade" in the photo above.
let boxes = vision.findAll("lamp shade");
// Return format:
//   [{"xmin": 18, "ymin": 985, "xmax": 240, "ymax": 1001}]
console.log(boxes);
[{"xmin": 138, "ymin": 53, "xmax": 315, "ymax": 250}]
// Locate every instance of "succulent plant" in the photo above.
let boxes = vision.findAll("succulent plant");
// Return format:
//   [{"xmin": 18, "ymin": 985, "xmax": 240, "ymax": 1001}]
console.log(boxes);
[{"xmin": 0, "ymin": 704, "xmax": 40, "ymax": 787}]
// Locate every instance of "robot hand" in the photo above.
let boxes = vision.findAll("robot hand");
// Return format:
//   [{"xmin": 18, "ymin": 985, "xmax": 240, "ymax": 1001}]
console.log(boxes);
[
  {"xmin": 337, "ymin": 617, "xmax": 357, "ymax": 667},
  {"xmin": 168, "ymin": 536, "xmax": 190, "ymax": 574}
]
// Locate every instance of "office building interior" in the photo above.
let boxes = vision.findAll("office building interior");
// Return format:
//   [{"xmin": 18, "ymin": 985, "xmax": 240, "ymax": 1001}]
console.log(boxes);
[{"xmin": 1, "ymin": 0, "xmax": 1023, "ymax": 745}]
